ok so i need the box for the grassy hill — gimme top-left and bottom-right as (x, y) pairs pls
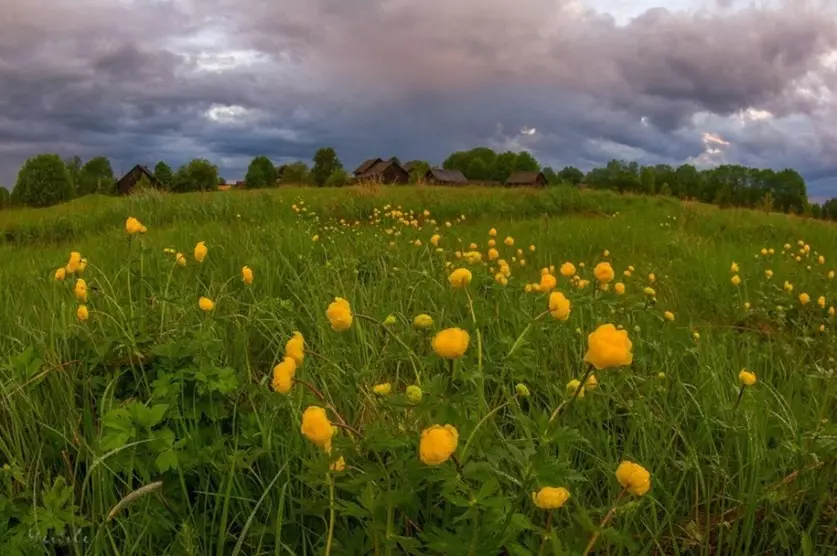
(0, 186), (834, 554)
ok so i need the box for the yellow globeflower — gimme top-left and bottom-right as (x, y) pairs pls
(430, 234), (441, 247)
(194, 241), (208, 263)
(285, 331), (305, 365)
(241, 266), (254, 285)
(373, 383), (392, 396)
(548, 291), (571, 321)
(487, 248), (500, 261)
(730, 262), (739, 273)
(529, 245), (536, 252)
(643, 287), (656, 296)
(78, 258), (88, 273)
(175, 253), (187, 267)
(406, 385), (423, 403)
(432, 328), (470, 359)
(739, 369), (757, 386)
(765, 269), (773, 279)
(419, 425), (458, 466)
(300, 406), (336, 451)
(560, 262), (576, 277)
(593, 262), (615, 284)
(539, 273), (558, 292)
(585, 374), (599, 390)
(664, 311), (675, 321)
(448, 268), (472, 289)
(515, 383), (530, 397)
(125, 217), (143, 235)
(329, 457), (346, 472)
(504, 236), (514, 246)
(413, 313), (433, 329)
(532, 487), (570, 510)
(784, 281), (794, 292)
(74, 279), (88, 302)
(566, 379), (584, 397)
(818, 255), (825, 264)
(326, 297), (353, 331)
(66, 252), (82, 274)
(829, 271), (835, 280)
(488, 239), (496, 247)
(799, 293), (811, 305)
(584, 324), (633, 370)
(76, 305), (89, 322)
(199, 297), (215, 311)
(54, 268), (66, 281)
(272, 357), (297, 394)
(488, 228), (497, 237)
(616, 461), (651, 496)
(830, 307), (836, 317)
(818, 296), (827, 309)
(731, 275), (741, 286)
(614, 282), (626, 295)
(648, 273), (656, 282)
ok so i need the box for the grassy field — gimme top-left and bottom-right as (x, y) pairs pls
(0, 185), (835, 555)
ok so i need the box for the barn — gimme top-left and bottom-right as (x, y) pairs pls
(505, 171), (548, 187)
(115, 165), (160, 195)
(352, 159), (409, 184)
(423, 168), (468, 185)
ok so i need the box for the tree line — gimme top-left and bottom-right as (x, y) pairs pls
(0, 147), (827, 221)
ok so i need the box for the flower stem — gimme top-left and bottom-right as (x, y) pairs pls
(295, 378), (357, 436)
(507, 311), (549, 357)
(356, 313), (423, 382)
(733, 385), (746, 410)
(537, 511), (553, 556)
(582, 488), (626, 556)
(325, 473), (336, 556)
(549, 365), (594, 423)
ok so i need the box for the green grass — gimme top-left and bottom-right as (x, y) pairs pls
(0, 186), (835, 555)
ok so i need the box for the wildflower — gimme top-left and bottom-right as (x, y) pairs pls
(504, 236), (514, 246)
(540, 273), (558, 292)
(78, 258), (87, 273)
(760, 248), (768, 256)
(430, 234), (441, 247)
(623, 270), (632, 277)
(784, 281), (794, 293)
(593, 262), (615, 284)
(326, 297), (353, 331)
(529, 245), (536, 252)
(566, 379), (584, 397)
(799, 293), (811, 305)
(730, 262), (739, 273)
(648, 273), (656, 282)
(614, 282), (626, 295)
(657, 372), (666, 380)
(199, 297), (215, 312)
(125, 217), (143, 235)
(829, 271), (835, 280)
(419, 425), (458, 466)
(383, 314), (397, 326)
(272, 357), (297, 394)
(819, 256), (826, 265)
(488, 228), (497, 237)
(413, 314), (433, 329)
(194, 241), (208, 263)
(54, 268), (66, 281)
(312, 234), (319, 242)
(532, 487), (570, 510)
(414, 239), (422, 247)
(524, 284), (533, 293)
(175, 253), (186, 267)
(731, 275), (741, 286)
(616, 461), (651, 496)
(643, 287), (656, 296)
(830, 306), (836, 317)
(448, 268), (472, 289)
(664, 311), (675, 321)
(548, 291), (571, 321)
(373, 383), (392, 396)
(406, 385), (423, 403)
(285, 332), (305, 365)
(560, 262), (576, 277)
(515, 383), (530, 398)
(77, 305), (89, 322)
(330, 457), (346, 472)
(765, 269), (773, 279)
(488, 239), (496, 247)
(603, 249), (610, 257)
(488, 248), (499, 261)
(819, 324), (826, 332)
(241, 266), (253, 285)
(432, 328), (470, 359)
(445, 221), (452, 228)
(463, 251), (482, 264)
(585, 374), (599, 390)
(744, 302), (751, 310)
(301, 406), (336, 451)
(584, 324), (633, 369)
(692, 331), (700, 340)
(468, 242), (478, 250)
(738, 369), (757, 386)
(74, 279), (87, 302)
(66, 252), (82, 274)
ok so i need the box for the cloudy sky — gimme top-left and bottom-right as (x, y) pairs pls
(1, 0), (836, 198)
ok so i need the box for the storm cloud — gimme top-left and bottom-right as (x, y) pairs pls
(0, 0), (835, 197)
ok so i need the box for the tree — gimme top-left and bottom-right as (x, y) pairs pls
(389, 157), (401, 166)
(12, 154), (74, 207)
(513, 151), (540, 172)
(171, 165), (191, 192)
(639, 166), (656, 194)
(325, 169), (349, 187)
(466, 158), (491, 181)
(0, 187), (10, 209)
(185, 159), (219, 192)
(219, 176), (226, 185)
(78, 156), (115, 196)
(281, 162), (311, 185)
(312, 148), (343, 187)
(558, 166), (584, 185)
(154, 161), (173, 191)
(542, 166), (558, 185)
(406, 160), (430, 183)
(245, 156), (277, 188)
(64, 155), (82, 197)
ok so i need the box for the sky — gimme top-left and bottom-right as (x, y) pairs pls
(0, 0), (836, 199)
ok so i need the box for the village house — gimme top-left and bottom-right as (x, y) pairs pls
(505, 171), (548, 187)
(422, 168), (468, 185)
(352, 158), (409, 184)
(115, 165), (159, 195)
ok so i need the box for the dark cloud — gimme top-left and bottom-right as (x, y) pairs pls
(0, 0), (834, 199)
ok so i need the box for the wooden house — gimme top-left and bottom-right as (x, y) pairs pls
(505, 171), (548, 187)
(115, 165), (159, 195)
(423, 168), (467, 185)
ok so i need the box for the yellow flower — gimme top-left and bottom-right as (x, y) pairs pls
(285, 332), (305, 365)
(829, 306), (836, 317)
(515, 383), (530, 397)
(413, 314), (433, 329)
(664, 311), (675, 321)
(468, 242), (478, 250)
(765, 269), (773, 279)
(414, 239), (422, 247)
(76, 305), (89, 322)
(330, 456), (346, 472)
(614, 282), (626, 295)
(125, 217), (143, 235)
(241, 266), (253, 285)
(448, 268), (472, 289)
(383, 314), (397, 326)
(272, 357), (297, 394)
(78, 258), (88, 273)
(744, 302), (751, 310)
(504, 236), (514, 246)
(784, 281), (794, 292)
(74, 279), (88, 302)
(463, 251), (482, 264)
(818, 255), (825, 264)
(584, 324), (633, 370)
(648, 273), (656, 282)
(593, 262), (614, 284)
(312, 234), (320, 242)
(199, 297), (215, 311)
(818, 296), (827, 309)
(524, 284), (533, 293)
(419, 424), (458, 466)
(532, 487), (570, 510)
(548, 291), (571, 321)
(566, 379), (584, 397)
(432, 328), (470, 359)
(54, 268), (66, 281)
(739, 369), (757, 386)
(301, 406), (336, 451)
(406, 385), (423, 403)
(488, 239), (496, 247)
(657, 372), (666, 380)
(616, 461), (651, 496)
(194, 241), (208, 263)
(692, 331), (700, 340)
(603, 249), (610, 257)
(529, 245), (536, 252)
(829, 271), (835, 280)
(488, 228), (497, 237)
(760, 248), (768, 256)
(175, 253), (186, 267)
(488, 248), (499, 261)
(430, 234), (441, 247)
(731, 275), (741, 286)
(539, 273), (557, 292)
(799, 293), (810, 305)
(644, 287), (656, 296)
(373, 383), (392, 396)
(560, 262), (576, 277)
(730, 262), (739, 273)
(326, 297), (353, 331)
(585, 374), (599, 390)
(66, 251), (82, 274)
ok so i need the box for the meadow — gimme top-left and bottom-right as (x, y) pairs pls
(0, 185), (835, 555)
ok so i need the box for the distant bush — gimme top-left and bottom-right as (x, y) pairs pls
(325, 169), (349, 188)
(11, 154), (74, 207)
(245, 156), (278, 188)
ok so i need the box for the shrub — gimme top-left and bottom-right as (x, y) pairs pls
(11, 154), (74, 207)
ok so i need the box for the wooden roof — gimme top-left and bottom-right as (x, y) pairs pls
(353, 158), (383, 175)
(506, 171), (546, 185)
(425, 168), (467, 184)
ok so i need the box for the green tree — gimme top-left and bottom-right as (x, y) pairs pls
(78, 156), (115, 195)
(659, 182), (672, 196)
(0, 187), (10, 209)
(406, 161), (431, 183)
(12, 154), (74, 207)
(639, 166), (656, 194)
(513, 151), (540, 172)
(154, 161), (173, 191)
(185, 159), (219, 192)
(325, 169), (349, 187)
(245, 156), (277, 188)
(542, 167), (558, 184)
(64, 155), (82, 197)
(466, 158), (490, 181)
(171, 165), (191, 192)
(312, 148), (343, 187)
(281, 162), (311, 185)
(557, 166), (584, 185)
(491, 151), (517, 183)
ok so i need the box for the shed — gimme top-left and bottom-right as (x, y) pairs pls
(352, 158), (384, 177)
(505, 171), (548, 187)
(116, 165), (159, 195)
(356, 159), (409, 184)
(423, 168), (467, 185)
